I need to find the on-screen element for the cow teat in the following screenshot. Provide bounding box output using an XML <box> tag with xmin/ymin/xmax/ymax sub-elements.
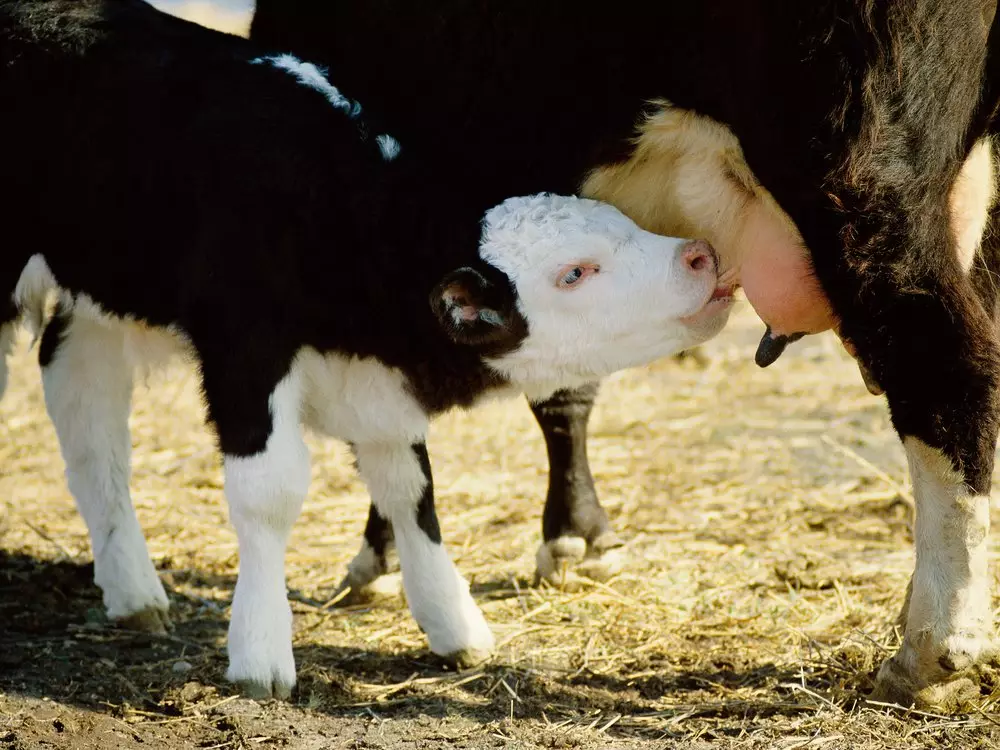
<box><xmin>755</xmin><ymin>325</ymin><xmax>805</xmax><ymax>368</ymax></box>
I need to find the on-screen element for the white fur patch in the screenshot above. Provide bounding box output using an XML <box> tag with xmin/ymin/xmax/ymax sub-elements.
<box><xmin>41</xmin><ymin>310</ymin><xmax>169</xmax><ymax>621</ymax></box>
<box><xmin>353</xmin><ymin>442</ymin><xmax>495</xmax><ymax>662</ymax></box>
<box><xmin>376</xmin><ymin>134</ymin><xmax>401</xmax><ymax>161</ymax></box>
<box><xmin>252</xmin><ymin>54</ymin><xmax>362</xmax><ymax>117</ymax></box>
<box><xmin>251</xmin><ymin>55</ymin><xmax>402</xmax><ymax>165</ymax></box>
<box><xmin>224</xmin><ymin>370</ymin><xmax>311</xmax><ymax>696</ymax></box>
<box><xmin>950</xmin><ymin>138</ymin><xmax>996</xmax><ymax>274</ymax></box>
<box><xmin>296</xmin><ymin>349</ymin><xmax>429</xmax><ymax>445</ymax></box>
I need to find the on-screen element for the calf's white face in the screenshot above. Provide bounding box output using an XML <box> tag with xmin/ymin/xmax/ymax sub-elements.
<box><xmin>432</xmin><ymin>194</ymin><xmax>734</xmax><ymax>400</ymax></box>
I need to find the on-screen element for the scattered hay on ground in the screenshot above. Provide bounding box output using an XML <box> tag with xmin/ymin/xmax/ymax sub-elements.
<box><xmin>2</xmin><ymin>305</ymin><xmax>999</xmax><ymax>749</ymax></box>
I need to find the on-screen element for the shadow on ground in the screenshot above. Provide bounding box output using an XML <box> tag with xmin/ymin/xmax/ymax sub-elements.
<box><xmin>2</xmin><ymin>551</ymin><xmax>832</xmax><ymax>728</ymax></box>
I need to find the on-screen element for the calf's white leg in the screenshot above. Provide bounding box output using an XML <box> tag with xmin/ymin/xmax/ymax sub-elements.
<box><xmin>223</xmin><ymin>371</ymin><xmax>310</xmax><ymax>699</ymax></box>
<box><xmin>41</xmin><ymin>307</ymin><xmax>170</xmax><ymax>631</ymax></box>
<box><xmin>354</xmin><ymin>441</ymin><xmax>495</xmax><ymax>666</ymax></box>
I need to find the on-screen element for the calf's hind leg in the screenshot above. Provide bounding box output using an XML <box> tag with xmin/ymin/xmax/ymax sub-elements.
<box><xmin>339</xmin><ymin>382</ymin><xmax>620</xmax><ymax>599</ymax></box>
<box><xmin>335</xmin><ymin>500</ymin><xmax>399</xmax><ymax>604</ymax></box>
<box><xmin>40</xmin><ymin>304</ymin><xmax>170</xmax><ymax>632</ymax></box>
<box><xmin>354</xmin><ymin>441</ymin><xmax>495</xmax><ymax>667</ymax></box>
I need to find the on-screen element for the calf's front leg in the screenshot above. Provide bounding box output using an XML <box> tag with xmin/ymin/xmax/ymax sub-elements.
<box><xmin>354</xmin><ymin>441</ymin><xmax>494</xmax><ymax>667</ymax></box>
<box><xmin>202</xmin><ymin>357</ymin><xmax>310</xmax><ymax>700</ymax></box>
<box><xmin>530</xmin><ymin>383</ymin><xmax>625</xmax><ymax>585</ymax></box>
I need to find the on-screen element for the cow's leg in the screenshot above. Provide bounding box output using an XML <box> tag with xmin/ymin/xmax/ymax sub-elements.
<box><xmin>873</xmin><ymin>435</ymin><xmax>996</xmax><ymax>709</ymax></box>
<box><xmin>825</xmin><ymin>208</ymin><xmax>1000</xmax><ymax>710</ymax></box>
<box><xmin>200</xmin><ymin>348</ymin><xmax>309</xmax><ymax>700</ymax></box>
<box><xmin>891</xmin><ymin>139</ymin><xmax>1000</xmax><ymax>627</ymax></box>
<box><xmin>40</xmin><ymin>303</ymin><xmax>170</xmax><ymax>632</ymax></box>
<box><xmin>530</xmin><ymin>383</ymin><xmax>624</xmax><ymax>585</ymax></box>
<box><xmin>335</xmin><ymin>501</ymin><xmax>398</xmax><ymax>603</ymax></box>
<box><xmin>354</xmin><ymin>441</ymin><xmax>494</xmax><ymax>666</ymax></box>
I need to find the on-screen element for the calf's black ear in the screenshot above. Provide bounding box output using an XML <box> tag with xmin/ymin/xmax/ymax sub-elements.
<box><xmin>431</xmin><ymin>266</ymin><xmax>526</xmax><ymax>348</ymax></box>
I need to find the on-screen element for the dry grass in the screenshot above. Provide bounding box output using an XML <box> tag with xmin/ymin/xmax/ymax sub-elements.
<box><xmin>2</xmin><ymin>304</ymin><xmax>1000</xmax><ymax>749</ymax></box>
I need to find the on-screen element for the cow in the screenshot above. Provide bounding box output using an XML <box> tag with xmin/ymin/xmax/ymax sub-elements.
<box><xmin>0</xmin><ymin>0</ymin><xmax>736</xmax><ymax>699</ymax></box>
<box><xmin>249</xmin><ymin>0</ymin><xmax>1000</xmax><ymax>709</ymax></box>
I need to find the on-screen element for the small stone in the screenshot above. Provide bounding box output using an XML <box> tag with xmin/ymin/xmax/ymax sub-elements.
<box><xmin>179</xmin><ymin>681</ymin><xmax>206</xmax><ymax>703</ymax></box>
<box><xmin>172</xmin><ymin>660</ymin><xmax>193</xmax><ymax>674</ymax></box>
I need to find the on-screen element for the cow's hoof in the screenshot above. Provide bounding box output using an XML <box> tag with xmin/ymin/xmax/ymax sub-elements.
<box><xmin>534</xmin><ymin>533</ymin><xmax>625</xmax><ymax>587</ymax></box>
<box><xmin>332</xmin><ymin>571</ymin><xmax>402</xmax><ymax>606</ymax></box>
<box><xmin>870</xmin><ymin>638</ymin><xmax>1000</xmax><ymax>712</ymax></box>
<box><xmin>116</xmin><ymin>605</ymin><xmax>172</xmax><ymax>634</ymax></box>
<box><xmin>235</xmin><ymin>678</ymin><xmax>293</xmax><ymax>701</ymax></box>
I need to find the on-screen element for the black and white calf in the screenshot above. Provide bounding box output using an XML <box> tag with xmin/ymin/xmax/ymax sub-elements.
<box><xmin>0</xmin><ymin>0</ymin><xmax>734</xmax><ymax>698</ymax></box>
<box><xmin>249</xmin><ymin>0</ymin><xmax>1000</xmax><ymax>708</ymax></box>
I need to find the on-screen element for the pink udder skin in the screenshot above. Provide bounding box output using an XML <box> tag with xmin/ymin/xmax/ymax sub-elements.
<box><xmin>735</xmin><ymin>202</ymin><xmax>838</xmax><ymax>338</ymax></box>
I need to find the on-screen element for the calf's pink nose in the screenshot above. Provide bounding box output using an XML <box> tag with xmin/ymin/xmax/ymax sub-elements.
<box><xmin>682</xmin><ymin>239</ymin><xmax>717</xmax><ymax>275</ymax></box>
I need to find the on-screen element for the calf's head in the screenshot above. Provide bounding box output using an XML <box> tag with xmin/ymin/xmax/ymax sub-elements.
<box><xmin>432</xmin><ymin>194</ymin><xmax>734</xmax><ymax>399</ymax></box>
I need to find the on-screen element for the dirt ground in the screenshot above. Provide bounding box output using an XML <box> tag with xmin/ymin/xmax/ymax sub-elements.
<box><xmin>2</xmin><ymin>302</ymin><xmax>1000</xmax><ymax>750</ymax></box>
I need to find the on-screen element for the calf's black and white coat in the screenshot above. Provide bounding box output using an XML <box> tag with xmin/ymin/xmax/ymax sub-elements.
<box><xmin>0</xmin><ymin>0</ymin><xmax>732</xmax><ymax>698</ymax></box>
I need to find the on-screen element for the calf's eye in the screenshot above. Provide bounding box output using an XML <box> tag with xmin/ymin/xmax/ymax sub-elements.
<box><xmin>556</xmin><ymin>263</ymin><xmax>600</xmax><ymax>289</ymax></box>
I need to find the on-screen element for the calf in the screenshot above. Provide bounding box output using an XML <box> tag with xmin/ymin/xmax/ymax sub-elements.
<box><xmin>250</xmin><ymin>0</ymin><xmax>1000</xmax><ymax>709</ymax></box>
<box><xmin>0</xmin><ymin>0</ymin><xmax>734</xmax><ymax>698</ymax></box>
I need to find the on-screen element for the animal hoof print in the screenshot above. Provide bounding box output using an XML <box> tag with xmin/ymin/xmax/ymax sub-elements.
<box><xmin>117</xmin><ymin>606</ymin><xmax>173</xmax><ymax>634</ymax></box>
<box><xmin>237</xmin><ymin>678</ymin><xmax>293</xmax><ymax>701</ymax></box>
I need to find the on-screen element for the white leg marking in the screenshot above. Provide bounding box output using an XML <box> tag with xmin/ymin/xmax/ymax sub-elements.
<box><xmin>875</xmin><ymin>438</ymin><xmax>994</xmax><ymax>703</ymax></box>
<box><xmin>535</xmin><ymin>535</ymin><xmax>626</xmax><ymax>587</ymax></box>
<box><xmin>535</xmin><ymin>536</ymin><xmax>587</xmax><ymax>584</ymax></box>
<box><xmin>354</xmin><ymin>442</ymin><xmax>495</xmax><ymax>665</ymax></box>
<box><xmin>223</xmin><ymin>371</ymin><xmax>310</xmax><ymax>699</ymax></box>
<box><xmin>41</xmin><ymin>311</ymin><xmax>169</xmax><ymax>628</ymax></box>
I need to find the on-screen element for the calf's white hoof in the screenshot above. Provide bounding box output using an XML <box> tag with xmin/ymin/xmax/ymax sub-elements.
<box><xmin>227</xmin><ymin>654</ymin><xmax>296</xmax><ymax>701</ymax></box>
<box><xmin>116</xmin><ymin>605</ymin><xmax>172</xmax><ymax>634</ymax></box>
<box><xmin>234</xmin><ymin>677</ymin><xmax>294</xmax><ymax>701</ymax></box>
<box><xmin>423</xmin><ymin>597</ymin><xmax>496</xmax><ymax>667</ymax></box>
<box><xmin>226</xmin><ymin>601</ymin><xmax>296</xmax><ymax>701</ymax></box>
<box><xmin>97</xmin><ymin>549</ymin><xmax>171</xmax><ymax>629</ymax></box>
